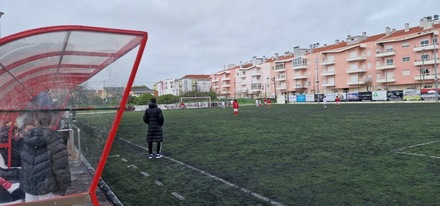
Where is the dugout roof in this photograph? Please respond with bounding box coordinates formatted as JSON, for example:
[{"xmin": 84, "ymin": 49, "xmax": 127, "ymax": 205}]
[{"xmin": 0, "ymin": 25, "xmax": 148, "ymax": 205}]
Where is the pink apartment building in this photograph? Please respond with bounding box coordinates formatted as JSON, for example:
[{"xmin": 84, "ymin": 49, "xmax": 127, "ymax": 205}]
[{"xmin": 211, "ymin": 16, "xmax": 440, "ymax": 101}]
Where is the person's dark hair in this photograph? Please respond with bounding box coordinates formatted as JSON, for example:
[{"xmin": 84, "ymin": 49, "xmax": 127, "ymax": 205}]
[
  {"xmin": 37, "ymin": 112, "xmax": 52, "ymax": 127},
  {"xmin": 151, "ymin": 98, "xmax": 157, "ymax": 103}
]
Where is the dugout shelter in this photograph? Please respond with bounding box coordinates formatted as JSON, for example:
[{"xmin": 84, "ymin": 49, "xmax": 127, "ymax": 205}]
[{"xmin": 0, "ymin": 25, "xmax": 148, "ymax": 205}]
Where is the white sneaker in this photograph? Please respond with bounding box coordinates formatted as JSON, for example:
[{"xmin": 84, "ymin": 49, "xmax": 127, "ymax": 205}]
[
  {"xmin": 7, "ymin": 183, "xmax": 19, "ymax": 193},
  {"xmin": 147, "ymin": 154, "xmax": 153, "ymax": 159},
  {"xmin": 156, "ymin": 153, "xmax": 163, "ymax": 159}
]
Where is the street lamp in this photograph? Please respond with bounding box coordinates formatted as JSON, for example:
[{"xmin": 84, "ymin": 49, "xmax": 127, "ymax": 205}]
[{"xmin": 0, "ymin": 12, "xmax": 4, "ymax": 38}]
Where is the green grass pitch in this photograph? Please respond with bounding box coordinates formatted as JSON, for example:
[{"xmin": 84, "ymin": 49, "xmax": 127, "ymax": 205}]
[{"xmin": 101, "ymin": 103, "xmax": 440, "ymax": 205}]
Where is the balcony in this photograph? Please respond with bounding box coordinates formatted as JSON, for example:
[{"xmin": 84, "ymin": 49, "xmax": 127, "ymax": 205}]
[
  {"xmin": 376, "ymin": 64, "xmax": 396, "ymax": 70},
  {"xmin": 376, "ymin": 50, "xmax": 396, "ymax": 57},
  {"xmin": 414, "ymin": 74, "xmax": 435, "ymax": 81},
  {"xmin": 347, "ymin": 80, "xmax": 365, "ymax": 85},
  {"xmin": 292, "ymin": 64, "xmax": 308, "ymax": 70},
  {"xmin": 276, "ymin": 86, "xmax": 287, "ymax": 90},
  {"xmin": 275, "ymin": 77, "xmax": 286, "ymax": 81},
  {"xmin": 274, "ymin": 68, "xmax": 286, "ymax": 73},
  {"xmin": 321, "ymin": 60, "xmax": 335, "ymax": 66},
  {"xmin": 292, "ymin": 75, "xmax": 308, "ymax": 80},
  {"xmin": 321, "ymin": 70, "xmax": 335, "ymax": 76},
  {"xmin": 413, "ymin": 43, "xmax": 439, "ymax": 52},
  {"xmin": 346, "ymin": 56, "xmax": 367, "ymax": 62},
  {"xmin": 294, "ymin": 85, "xmax": 308, "ymax": 89},
  {"xmin": 346, "ymin": 68, "xmax": 367, "ymax": 74},
  {"xmin": 250, "ymin": 72, "xmax": 262, "ymax": 76},
  {"xmin": 414, "ymin": 58, "xmax": 440, "ymax": 66},
  {"xmin": 221, "ymin": 84, "xmax": 231, "ymax": 88},
  {"xmin": 211, "ymin": 79, "xmax": 219, "ymax": 82},
  {"xmin": 376, "ymin": 78, "xmax": 396, "ymax": 83},
  {"xmin": 251, "ymin": 83, "xmax": 262, "ymax": 91},
  {"xmin": 322, "ymin": 82, "xmax": 335, "ymax": 87},
  {"xmin": 221, "ymin": 78, "xmax": 231, "ymax": 81}
]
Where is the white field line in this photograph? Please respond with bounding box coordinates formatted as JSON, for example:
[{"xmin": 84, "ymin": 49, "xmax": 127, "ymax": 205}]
[
  {"xmin": 395, "ymin": 140, "xmax": 440, "ymax": 159},
  {"xmin": 118, "ymin": 137, "xmax": 284, "ymax": 206},
  {"xmin": 154, "ymin": 180, "xmax": 164, "ymax": 186},
  {"xmin": 395, "ymin": 151, "xmax": 440, "ymax": 159},
  {"xmin": 171, "ymin": 192, "xmax": 186, "ymax": 200}
]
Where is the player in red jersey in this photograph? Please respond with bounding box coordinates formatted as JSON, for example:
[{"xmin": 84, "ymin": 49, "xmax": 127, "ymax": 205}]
[
  {"xmin": 335, "ymin": 96, "xmax": 341, "ymax": 108},
  {"xmin": 232, "ymin": 99, "xmax": 239, "ymax": 116}
]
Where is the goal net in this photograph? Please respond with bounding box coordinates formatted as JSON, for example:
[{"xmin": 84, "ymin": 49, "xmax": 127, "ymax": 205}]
[{"xmin": 180, "ymin": 96, "xmax": 211, "ymax": 108}]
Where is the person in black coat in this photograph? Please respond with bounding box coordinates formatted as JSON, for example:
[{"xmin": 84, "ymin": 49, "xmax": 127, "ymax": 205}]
[
  {"xmin": 20, "ymin": 112, "xmax": 71, "ymax": 202},
  {"xmin": 143, "ymin": 98, "xmax": 164, "ymax": 159}
]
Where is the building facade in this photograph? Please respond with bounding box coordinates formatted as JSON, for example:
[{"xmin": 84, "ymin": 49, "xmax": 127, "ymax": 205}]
[
  {"xmin": 155, "ymin": 75, "xmax": 211, "ymax": 96},
  {"xmin": 211, "ymin": 16, "xmax": 440, "ymax": 101}
]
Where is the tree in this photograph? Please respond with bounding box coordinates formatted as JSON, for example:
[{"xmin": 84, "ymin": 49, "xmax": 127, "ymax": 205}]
[
  {"xmin": 181, "ymin": 91, "xmax": 217, "ymax": 100},
  {"xmin": 364, "ymin": 76, "xmax": 373, "ymax": 92},
  {"xmin": 134, "ymin": 93, "xmax": 155, "ymax": 105},
  {"xmin": 157, "ymin": 94, "xmax": 179, "ymax": 104}
]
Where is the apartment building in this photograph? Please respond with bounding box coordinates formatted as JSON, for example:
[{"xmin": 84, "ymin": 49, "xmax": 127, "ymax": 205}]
[
  {"xmin": 155, "ymin": 75, "xmax": 212, "ymax": 96},
  {"xmin": 154, "ymin": 78, "xmax": 178, "ymax": 96},
  {"xmin": 211, "ymin": 16, "xmax": 440, "ymax": 101}
]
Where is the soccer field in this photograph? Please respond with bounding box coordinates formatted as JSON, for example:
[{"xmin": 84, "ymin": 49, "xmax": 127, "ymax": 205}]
[{"xmin": 102, "ymin": 103, "xmax": 440, "ymax": 205}]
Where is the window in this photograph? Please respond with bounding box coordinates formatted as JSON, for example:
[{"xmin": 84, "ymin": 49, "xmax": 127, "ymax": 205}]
[
  {"xmin": 350, "ymin": 63, "xmax": 357, "ymax": 69},
  {"xmin": 423, "ymin": 68, "xmax": 430, "ymax": 75},
  {"xmin": 402, "ymin": 69, "xmax": 410, "ymax": 76},
  {"xmin": 327, "ymin": 66, "xmax": 335, "ymax": 72},
  {"xmin": 421, "ymin": 39, "xmax": 429, "ymax": 47},
  {"xmin": 350, "ymin": 75, "xmax": 358, "ymax": 81},
  {"xmin": 293, "ymin": 58, "xmax": 307, "ymax": 66},
  {"xmin": 386, "ymin": 59, "xmax": 394, "ymax": 65},
  {"xmin": 421, "ymin": 54, "xmax": 429, "ymax": 61},
  {"xmin": 327, "ymin": 56, "xmax": 334, "ymax": 61},
  {"xmin": 349, "ymin": 51, "xmax": 358, "ymax": 58},
  {"xmin": 402, "ymin": 56, "xmax": 410, "ymax": 62},
  {"xmin": 402, "ymin": 42, "xmax": 409, "ymax": 48},
  {"xmin": 385, "ymin": 46, "xmax": 393, "ymax": 52}
]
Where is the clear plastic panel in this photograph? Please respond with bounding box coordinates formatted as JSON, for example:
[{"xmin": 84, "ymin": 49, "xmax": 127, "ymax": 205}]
[{"xmin": 0, "ymin": 27, "xmax": 145, "ymax": 205}]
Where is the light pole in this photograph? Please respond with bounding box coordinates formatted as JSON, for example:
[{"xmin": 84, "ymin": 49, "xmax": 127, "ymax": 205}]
[
  {"xmin": 385, "ymin": 70, "xmax": 387, "ymax": 90},
  {"xmin": 272, "ymin": 76, "xmax": 277, "ymax": 100},
  {"xmin": 0, "ymin": 12, "xmax": 4, "ymax": 38},
  {"xmin": 310, "ymin": 43, "xmax": 320, "ymax": 101},
  {"xmin": 266, "ymin": 77, "xmax": 269, "ymax": 98},
  {"xmin": 434, "ymin": 32, "xmax": 438, "ymax": 102},
  {"xmin": 422, "ymin": 49, "xmax": 426, "ymax": 89}
]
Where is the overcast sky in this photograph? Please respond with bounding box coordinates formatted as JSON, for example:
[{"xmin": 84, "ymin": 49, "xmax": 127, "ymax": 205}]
[{"xmin": 2, "ymin": 0, "xmax": 440, "ymax": 88}]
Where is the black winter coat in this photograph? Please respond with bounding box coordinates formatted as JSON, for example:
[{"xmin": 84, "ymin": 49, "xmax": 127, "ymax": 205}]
[
  {"xmin": 20, "ymin": 127, "xmax": 71, "ymax": 196},
  {"xmin": 143, "ymin": 103, "xmax": 164, "ymax": 142},
  {"xmin": 0, "ymin": 126, "xmax": 22, "ymax": 167}
]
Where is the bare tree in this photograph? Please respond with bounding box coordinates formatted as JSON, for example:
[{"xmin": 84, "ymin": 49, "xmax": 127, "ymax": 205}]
[{"xmin": 364, "ymin": 76, "xmax": 373, "ymax": 92}]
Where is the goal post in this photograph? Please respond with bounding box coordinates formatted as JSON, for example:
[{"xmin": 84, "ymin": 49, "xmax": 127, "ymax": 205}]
[{"xmin": 180, "ymin": 96, "xmax": 211, "ymax": 108}]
